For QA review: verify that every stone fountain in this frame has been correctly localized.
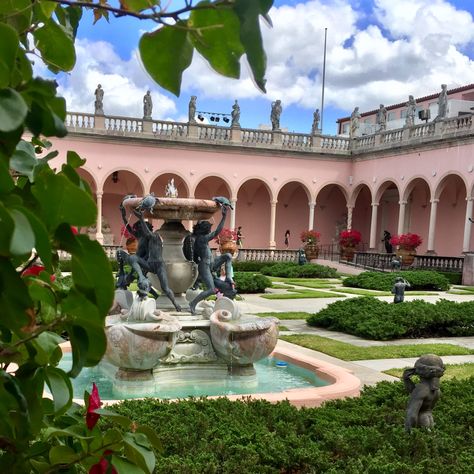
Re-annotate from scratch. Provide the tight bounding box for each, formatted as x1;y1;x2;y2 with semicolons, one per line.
104;192;278;393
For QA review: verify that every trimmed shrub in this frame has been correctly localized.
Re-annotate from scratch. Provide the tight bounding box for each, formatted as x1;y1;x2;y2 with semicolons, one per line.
343;270;450;291
307;296;474;339
111;377;474;473
233;261;278;272
234;272;272;293
261;262;338;279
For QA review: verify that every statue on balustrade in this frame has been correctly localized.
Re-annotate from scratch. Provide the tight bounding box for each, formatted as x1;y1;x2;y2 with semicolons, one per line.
94;84;104;115
311;108;320;135
350;106;361;138
231;100;241;127
376;104;387;131
405;95;417;127
403;354;445;432
188;96;197;123
271;100;282;131
143;90;153;119
435;84;448;121
189;204;236;315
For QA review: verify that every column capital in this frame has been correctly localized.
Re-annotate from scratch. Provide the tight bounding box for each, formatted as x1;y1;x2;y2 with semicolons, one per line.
371;202;379;207
309;201;316;208
270;200;278;206
346;204;354;210
466;197;474;202
398;200;407;205
96;191;103;198
430;198;440;204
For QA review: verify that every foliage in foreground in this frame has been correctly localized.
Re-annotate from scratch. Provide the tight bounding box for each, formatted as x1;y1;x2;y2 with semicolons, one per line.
343;270;450;291
308;297;474;340
261;262;338;279
112;377;474;473
233;271;272;293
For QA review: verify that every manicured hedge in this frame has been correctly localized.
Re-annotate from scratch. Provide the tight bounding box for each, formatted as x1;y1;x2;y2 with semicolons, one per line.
343;270;450;291
261;262;338;279
307;297;474;340
111;377;474;473
233;261;277;272
234;272;272;293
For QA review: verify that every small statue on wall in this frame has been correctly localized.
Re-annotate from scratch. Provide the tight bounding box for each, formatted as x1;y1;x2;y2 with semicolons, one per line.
376;104;387;131
311;108;320;135
350;106;360;138
143;90;153;119
94;84;104;115
231;100;240;127
403;354;445;432
435;84;448;121
405;95;417;127
188;95;197;123
270;100;282;131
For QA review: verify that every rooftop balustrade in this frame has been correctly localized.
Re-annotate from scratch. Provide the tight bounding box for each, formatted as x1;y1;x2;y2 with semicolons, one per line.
64;111;474;157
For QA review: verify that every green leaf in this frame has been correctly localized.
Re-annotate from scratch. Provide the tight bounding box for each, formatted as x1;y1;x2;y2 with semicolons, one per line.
33;20;76;73
66;323;90;377
94;409;132;429
190;2;244;79
10;146;38;181
123;432;155;474
33;332;64;364
0;24;19;88
111;456;145;474
120;0;160;11
0;159;14;194
135;425;162;452
139;23;193;96
0;88;28;132
0;0;32;35
44;366;73;415
67;150;86;169
49;445;78;465
0;203;14;254
9;208;35;256
31;173;96;230
233;0;272;93
40;1;57;18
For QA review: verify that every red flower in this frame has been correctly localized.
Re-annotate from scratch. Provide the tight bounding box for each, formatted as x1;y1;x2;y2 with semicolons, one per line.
89;451;117;474
120;224;134;240
21;265;56;282
86;383;102;430
70;226;78;235
214;227;238;243
389;233;422;250
339;229;362;247
300;230;321;244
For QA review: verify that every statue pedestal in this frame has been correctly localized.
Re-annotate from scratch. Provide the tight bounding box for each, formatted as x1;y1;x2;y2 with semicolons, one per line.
462;252;474;285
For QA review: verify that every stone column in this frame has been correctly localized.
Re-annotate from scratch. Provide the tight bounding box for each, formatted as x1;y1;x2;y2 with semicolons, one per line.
96;191;104;244
308;201;316;230
397;200;407;235
346;205;354;231
463;197;474;252
230;199;237;229
427;199;439;253
269;200;277;249
369;202;379;250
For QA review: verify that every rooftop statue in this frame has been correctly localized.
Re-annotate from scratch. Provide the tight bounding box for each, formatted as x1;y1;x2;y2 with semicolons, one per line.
403;354;445;432
435;84;448;121
231;100;241;127
271;99;282;131
188;95;197;123
376;104;387;131
94;84;104;115
311;108;320;135
143;90;153;119
350;106;360;138
405;95;417;127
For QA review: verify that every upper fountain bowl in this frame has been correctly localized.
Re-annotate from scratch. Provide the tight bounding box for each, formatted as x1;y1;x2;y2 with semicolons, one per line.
123;196;219;221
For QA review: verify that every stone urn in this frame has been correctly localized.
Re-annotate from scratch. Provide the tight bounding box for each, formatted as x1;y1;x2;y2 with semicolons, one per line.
219;240;238;256
341;246;356;262
209;299;279;376
304;243;319;260
396;248;416;266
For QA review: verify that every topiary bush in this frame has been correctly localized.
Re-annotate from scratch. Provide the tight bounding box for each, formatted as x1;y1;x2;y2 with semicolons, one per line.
261;262;338;278
234;272;272;293
307;296;474;339
233;261;278;272
111;377;474;473
343;270;450;291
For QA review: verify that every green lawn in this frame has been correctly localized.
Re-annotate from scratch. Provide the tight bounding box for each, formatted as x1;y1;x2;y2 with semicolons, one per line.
280;334;474;361
331;288;391;296
257;311;313;320
261;289;345;299
278;325;290;331
385;363;474;381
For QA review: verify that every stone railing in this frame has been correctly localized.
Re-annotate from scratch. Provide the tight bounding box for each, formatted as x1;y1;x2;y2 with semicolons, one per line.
65;111;474;156
237;248;298;262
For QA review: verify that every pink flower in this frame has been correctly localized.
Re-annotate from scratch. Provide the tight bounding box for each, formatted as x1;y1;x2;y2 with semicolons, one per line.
86;383;102;430
89;451;117;474
339;229;362;247
70;226;78;235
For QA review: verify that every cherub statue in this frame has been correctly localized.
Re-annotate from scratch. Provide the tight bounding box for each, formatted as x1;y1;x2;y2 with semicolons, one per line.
404;354;445;432
392;276;410;303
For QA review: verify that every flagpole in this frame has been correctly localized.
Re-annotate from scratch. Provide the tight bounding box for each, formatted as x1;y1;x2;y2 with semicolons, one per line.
320;27;327;133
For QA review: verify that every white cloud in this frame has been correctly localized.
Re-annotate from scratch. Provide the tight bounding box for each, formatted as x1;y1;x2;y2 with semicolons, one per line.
57;39;177;119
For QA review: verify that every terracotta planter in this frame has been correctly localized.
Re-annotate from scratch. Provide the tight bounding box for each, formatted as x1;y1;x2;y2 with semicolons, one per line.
304;243;319;260
396;248;416;266
219;240;238;256
341;246;356;262
125;238;138;255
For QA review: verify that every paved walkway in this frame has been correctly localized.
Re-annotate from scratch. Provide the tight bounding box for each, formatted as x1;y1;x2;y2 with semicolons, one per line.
240;265;474;386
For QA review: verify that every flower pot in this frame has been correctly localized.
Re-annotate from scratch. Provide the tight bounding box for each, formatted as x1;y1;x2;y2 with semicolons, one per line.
304;243;319;260
341;246;355;262
219;240;238;256
125;238;138;255
396;248;416;266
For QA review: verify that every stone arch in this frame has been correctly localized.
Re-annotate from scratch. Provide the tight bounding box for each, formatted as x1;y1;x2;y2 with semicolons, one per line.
150;172;190;198
374;180;400;252
276;181;312;250
348;181;374;208
236;178;272;248
315;183;349;246
351;183;372;248
192;173;234;198
77;167;97;194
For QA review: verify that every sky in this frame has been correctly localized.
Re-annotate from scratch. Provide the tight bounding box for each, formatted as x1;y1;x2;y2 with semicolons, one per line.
51;0;474;136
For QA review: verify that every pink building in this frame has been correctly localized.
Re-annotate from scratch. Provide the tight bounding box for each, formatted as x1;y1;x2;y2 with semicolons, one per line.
52;84;474;257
